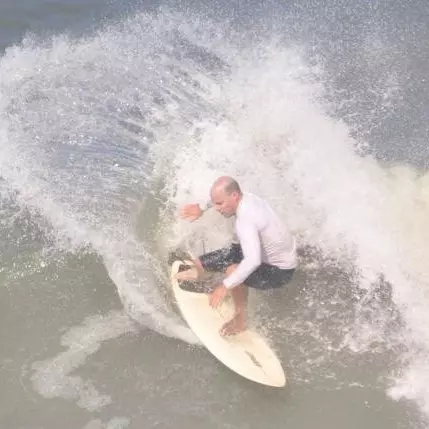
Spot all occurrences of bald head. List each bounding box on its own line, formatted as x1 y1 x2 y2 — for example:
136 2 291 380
210 176 242 217
210 176 242 196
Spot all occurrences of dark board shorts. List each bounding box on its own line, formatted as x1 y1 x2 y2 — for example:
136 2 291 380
199 243 295 290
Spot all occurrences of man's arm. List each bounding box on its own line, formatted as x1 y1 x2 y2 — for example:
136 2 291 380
222 220 261 289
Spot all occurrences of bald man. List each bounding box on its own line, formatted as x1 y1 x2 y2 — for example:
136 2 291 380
176 176 297 336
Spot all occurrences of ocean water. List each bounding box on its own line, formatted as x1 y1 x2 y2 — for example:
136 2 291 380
1 1 429 428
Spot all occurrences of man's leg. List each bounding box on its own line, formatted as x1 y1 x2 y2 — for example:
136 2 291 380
220 264 249 336
175 245 239 281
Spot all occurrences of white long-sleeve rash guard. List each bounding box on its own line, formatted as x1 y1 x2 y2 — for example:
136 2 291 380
222 193 297 289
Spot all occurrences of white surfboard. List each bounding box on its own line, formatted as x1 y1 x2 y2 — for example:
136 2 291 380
170 260 286 387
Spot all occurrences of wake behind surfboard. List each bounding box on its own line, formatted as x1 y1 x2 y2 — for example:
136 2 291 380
170 259 286 387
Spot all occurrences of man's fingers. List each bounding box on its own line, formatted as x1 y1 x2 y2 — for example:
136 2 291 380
210 287 226 308
209 294 216 307
180 206 199 221
181 214 197 222
180 209 195 219
209 292 218 307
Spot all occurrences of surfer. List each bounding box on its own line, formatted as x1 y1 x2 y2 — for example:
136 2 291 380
175 176 298 336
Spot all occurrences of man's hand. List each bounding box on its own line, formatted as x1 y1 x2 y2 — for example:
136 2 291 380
209 284 229 308
180 204 203 222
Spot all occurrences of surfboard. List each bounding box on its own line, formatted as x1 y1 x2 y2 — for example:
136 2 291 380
170 260 286 387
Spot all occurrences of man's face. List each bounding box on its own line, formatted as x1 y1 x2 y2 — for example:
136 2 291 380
211 187 240 217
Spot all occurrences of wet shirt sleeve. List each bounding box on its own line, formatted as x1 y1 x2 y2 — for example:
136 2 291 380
222 217 261 289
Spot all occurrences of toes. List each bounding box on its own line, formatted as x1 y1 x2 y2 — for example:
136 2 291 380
219 317 246 336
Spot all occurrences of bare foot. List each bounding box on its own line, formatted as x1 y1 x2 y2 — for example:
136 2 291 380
220 314 247 336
